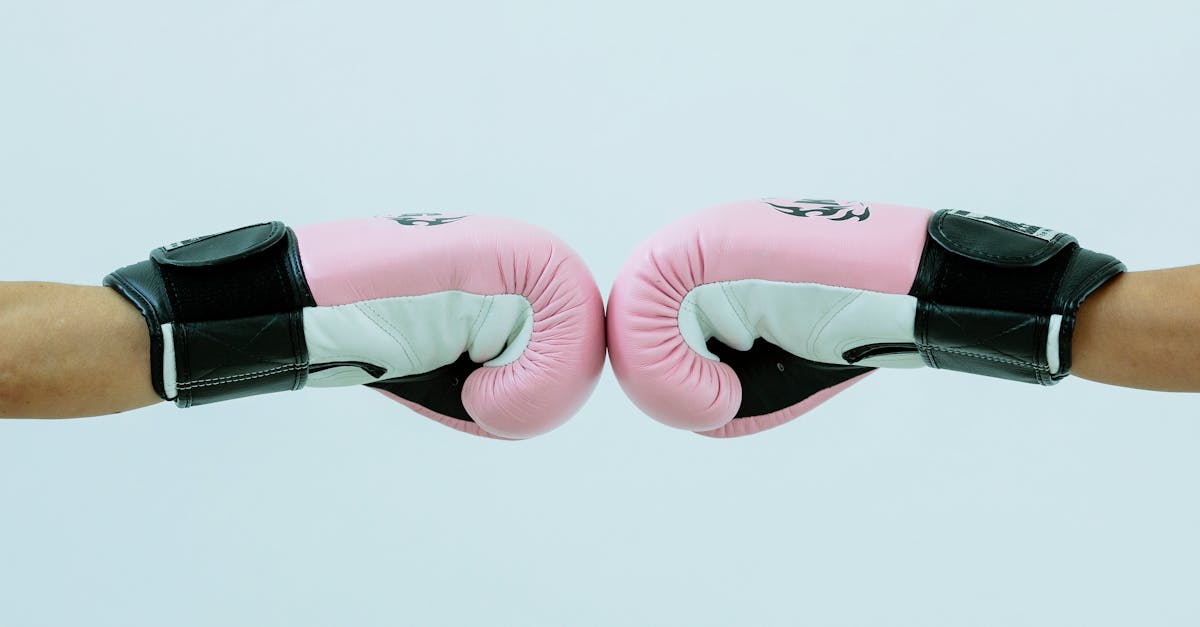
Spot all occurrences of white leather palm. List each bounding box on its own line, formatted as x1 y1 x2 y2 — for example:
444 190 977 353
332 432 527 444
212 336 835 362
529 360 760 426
678 279 926 368
302 291 534 387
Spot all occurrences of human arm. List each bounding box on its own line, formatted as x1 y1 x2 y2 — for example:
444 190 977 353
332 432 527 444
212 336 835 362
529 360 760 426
1072 266 1200 391
0 281 161 418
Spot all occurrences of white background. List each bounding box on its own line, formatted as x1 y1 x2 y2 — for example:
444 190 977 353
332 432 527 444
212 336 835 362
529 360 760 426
1 1 1198 625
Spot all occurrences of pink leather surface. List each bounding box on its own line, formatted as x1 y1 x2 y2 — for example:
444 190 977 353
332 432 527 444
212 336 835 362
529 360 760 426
294 215 605 439
607 200 932 436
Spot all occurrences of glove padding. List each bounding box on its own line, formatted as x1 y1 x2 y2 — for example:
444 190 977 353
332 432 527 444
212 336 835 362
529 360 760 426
105 213 605 439
607 199 1123 437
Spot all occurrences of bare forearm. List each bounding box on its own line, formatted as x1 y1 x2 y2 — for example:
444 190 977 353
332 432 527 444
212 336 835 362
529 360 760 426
0 282 161 418
1073 266 1200 391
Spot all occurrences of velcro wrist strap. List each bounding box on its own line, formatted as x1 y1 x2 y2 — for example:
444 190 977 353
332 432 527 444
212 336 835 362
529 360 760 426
104 222 316 406
910 210 1124 385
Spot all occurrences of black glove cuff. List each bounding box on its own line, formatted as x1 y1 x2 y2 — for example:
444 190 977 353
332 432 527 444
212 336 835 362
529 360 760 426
103 222 316 406
911 209 1124 385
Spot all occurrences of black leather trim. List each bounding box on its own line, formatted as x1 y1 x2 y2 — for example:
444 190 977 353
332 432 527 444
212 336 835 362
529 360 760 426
1052 247 1126 376
928 209 1075 267
915 302 1053 384
911 209 1124 385
707 338 873 419
842 342 919 365
102 267 171 400
172 312 308 407
103 222 316 406
368 352 482 423
152 222 288 267
310 361 389 380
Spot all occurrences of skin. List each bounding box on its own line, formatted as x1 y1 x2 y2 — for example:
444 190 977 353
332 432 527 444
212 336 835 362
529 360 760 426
1071 266 1200 391
0 282 160 418
0 267 1194 419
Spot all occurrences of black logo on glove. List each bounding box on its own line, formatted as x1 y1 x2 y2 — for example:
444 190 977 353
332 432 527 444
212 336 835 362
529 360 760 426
387 213 467 226
767 199 871 222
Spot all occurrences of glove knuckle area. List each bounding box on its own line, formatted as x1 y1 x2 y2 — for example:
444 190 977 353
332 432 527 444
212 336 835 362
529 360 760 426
462 287 605 439
302 215 604 439
466 226 605 439
609 199 927 436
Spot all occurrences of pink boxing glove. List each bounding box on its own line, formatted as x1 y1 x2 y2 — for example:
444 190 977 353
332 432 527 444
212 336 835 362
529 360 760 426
105 212 605 439
607 200 1123 437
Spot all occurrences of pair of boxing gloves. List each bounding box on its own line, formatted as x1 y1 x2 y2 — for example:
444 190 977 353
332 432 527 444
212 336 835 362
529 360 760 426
105 200 1124 439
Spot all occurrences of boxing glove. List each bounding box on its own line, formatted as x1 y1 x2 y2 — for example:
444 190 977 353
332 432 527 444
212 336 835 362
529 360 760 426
104 213 605 439
607 199 1124 438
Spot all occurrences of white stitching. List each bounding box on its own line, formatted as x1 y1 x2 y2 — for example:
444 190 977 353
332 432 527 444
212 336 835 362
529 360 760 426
178 363 309 389
917 344 1048 371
